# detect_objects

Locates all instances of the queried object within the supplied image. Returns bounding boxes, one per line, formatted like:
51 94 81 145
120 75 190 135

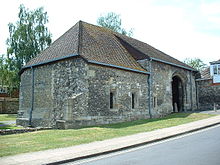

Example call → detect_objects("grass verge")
0 113 215 157
0 124 21 130
0 114 17 121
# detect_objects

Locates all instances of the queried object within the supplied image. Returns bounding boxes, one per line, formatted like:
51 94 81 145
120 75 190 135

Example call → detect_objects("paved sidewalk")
0 120 16 126
1 115 220 165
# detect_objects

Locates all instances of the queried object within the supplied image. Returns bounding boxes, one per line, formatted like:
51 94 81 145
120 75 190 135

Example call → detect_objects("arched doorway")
172 76 183 112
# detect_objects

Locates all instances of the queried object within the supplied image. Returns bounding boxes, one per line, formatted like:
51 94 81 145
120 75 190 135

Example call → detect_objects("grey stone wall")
18 56 197 129
85 64 149 126
0 97 19 114
62 64 149 128
17 57 89 128
197 79 220 110
139 59 197 117
17 57 149 128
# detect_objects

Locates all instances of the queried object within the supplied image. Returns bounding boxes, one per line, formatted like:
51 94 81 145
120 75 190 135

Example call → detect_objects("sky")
0 0 220 64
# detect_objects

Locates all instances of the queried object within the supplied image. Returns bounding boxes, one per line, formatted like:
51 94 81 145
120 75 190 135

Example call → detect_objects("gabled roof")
23 21 194 73
115 32 194 70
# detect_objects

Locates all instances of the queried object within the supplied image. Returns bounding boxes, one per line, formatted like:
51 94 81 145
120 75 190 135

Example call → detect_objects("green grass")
0 123 22 130
0 113 215 157
0 114 21 130
0 114 17 121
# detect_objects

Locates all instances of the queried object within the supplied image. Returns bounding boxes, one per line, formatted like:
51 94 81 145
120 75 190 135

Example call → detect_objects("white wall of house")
210 64 220 83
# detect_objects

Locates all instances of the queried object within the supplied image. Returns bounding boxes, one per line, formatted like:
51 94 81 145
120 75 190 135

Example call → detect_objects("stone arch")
171 72 187 112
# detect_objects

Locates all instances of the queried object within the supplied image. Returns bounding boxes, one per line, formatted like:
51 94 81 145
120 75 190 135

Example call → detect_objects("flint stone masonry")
138 60 197 117
197 79 220 110
17 21 199 129
17 58 88 128
0 97 19 114
17 57 149 129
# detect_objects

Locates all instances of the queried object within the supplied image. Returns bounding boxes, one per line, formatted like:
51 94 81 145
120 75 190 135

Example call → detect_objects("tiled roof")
79 22 146 72
210 59 220 65
26 22 80 66
115 33 194 70
200 67 211 79
24 21 194 72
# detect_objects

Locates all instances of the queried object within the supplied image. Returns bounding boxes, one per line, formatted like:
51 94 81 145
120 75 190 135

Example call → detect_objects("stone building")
196 60 220 110
17 21 197 128
0 86 19 114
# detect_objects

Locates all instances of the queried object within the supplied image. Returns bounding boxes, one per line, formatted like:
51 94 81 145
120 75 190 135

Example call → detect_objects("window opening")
110 92 114 109
131 93 135 109
214 65 218 75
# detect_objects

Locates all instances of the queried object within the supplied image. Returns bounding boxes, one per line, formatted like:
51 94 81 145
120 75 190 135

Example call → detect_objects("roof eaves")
210 60 220 65
87 60 150 75
196 78 212 81
150 57 197 72
20 54 80 74
115 34 195 72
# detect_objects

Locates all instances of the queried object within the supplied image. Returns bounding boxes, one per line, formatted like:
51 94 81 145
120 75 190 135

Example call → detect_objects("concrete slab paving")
1 115 220 165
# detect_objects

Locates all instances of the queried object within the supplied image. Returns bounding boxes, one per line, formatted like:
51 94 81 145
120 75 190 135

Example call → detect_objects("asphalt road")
71 125 220 165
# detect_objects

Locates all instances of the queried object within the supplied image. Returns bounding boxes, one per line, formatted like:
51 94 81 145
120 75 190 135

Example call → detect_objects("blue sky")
0 0 220 64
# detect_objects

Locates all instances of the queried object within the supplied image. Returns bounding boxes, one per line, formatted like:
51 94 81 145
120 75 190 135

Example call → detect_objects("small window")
153 97 157 108
110 92 114 109
131 93 135 109
131 92 139 109
214 65 218 75
213 64 220 75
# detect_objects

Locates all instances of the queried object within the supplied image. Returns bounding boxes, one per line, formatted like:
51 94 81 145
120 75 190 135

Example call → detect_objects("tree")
184 58 207 71
6 4 52 71
97 12 133 36
4 4 52 92
0 55 18 94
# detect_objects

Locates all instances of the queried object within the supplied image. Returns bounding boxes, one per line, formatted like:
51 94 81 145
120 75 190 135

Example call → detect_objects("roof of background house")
198 60 220 80
23 21 194 73
200 67 211 79
210 59 220 65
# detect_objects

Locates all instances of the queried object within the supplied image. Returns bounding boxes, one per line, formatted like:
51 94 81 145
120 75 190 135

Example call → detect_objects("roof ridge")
115 32 195 70
112 35 147 71
115 35 150 60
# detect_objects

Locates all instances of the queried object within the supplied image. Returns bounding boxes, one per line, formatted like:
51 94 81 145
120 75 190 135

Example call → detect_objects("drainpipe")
29 66 35 127
195 79 199 110
148 59 153 118
190 71 193 111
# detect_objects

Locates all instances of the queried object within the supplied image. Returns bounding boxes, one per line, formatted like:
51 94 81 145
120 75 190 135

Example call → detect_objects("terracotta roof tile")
115 33 194 70
80 22 145 71
24 21 194 72
26 22 80 66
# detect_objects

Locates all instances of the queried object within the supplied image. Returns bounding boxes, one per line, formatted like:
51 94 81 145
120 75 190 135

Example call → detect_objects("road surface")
69 125 220 165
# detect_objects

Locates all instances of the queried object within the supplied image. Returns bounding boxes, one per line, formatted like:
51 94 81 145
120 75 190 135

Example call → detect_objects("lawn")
0 114 17 121
0 113 215 157
0 114 21 130
0 124 21 130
